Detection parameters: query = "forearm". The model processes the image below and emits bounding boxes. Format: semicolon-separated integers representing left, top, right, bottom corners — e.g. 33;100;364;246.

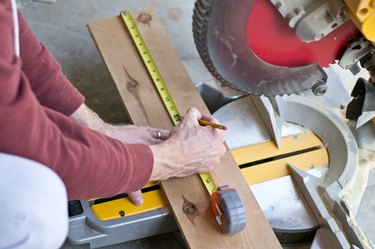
70;103;107;132
0;91;153;199
71;103;170;145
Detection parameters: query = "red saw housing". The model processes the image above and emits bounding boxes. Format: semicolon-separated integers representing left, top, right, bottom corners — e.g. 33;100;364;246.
247;0;360;67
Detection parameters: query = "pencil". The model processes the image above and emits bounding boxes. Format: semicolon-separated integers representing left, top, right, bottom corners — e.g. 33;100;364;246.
198;119;228;130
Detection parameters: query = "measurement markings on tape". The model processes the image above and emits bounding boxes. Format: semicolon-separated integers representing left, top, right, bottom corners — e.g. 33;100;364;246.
121;11;216;194
120;11;246;234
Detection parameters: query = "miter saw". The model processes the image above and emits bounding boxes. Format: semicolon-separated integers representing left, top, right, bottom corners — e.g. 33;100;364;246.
193;0;375;248
67;0;375;248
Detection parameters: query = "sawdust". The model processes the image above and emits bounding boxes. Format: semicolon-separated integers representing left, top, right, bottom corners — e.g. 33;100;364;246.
333;106;375;210
319;106;375;247
342;149;375;207
316;187;371;248
348;215;372;249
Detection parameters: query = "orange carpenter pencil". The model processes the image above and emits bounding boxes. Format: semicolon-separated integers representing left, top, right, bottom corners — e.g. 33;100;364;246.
198;119;228;130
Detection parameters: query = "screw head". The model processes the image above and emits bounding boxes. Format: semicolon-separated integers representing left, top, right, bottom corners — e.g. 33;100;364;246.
312;83;327;96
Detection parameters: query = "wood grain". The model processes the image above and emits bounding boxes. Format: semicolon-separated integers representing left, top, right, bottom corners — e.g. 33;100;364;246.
88;10;281;249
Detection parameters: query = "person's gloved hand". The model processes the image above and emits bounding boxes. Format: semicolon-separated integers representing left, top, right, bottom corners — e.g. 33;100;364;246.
149;107;226;181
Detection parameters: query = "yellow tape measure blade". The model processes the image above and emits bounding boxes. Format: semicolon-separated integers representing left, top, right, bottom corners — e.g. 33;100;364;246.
199;173;217;195
120;11;182;126
121;11;217;195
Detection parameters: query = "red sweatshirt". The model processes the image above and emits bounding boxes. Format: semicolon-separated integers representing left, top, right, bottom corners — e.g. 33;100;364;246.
0;0;153;200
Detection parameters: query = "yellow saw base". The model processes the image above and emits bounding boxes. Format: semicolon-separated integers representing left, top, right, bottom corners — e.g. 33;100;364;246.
91;132;328;221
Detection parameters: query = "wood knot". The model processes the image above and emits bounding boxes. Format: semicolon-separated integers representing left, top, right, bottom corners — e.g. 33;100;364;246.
182;195;198;225
137;13;152;25
127;79;139;92
183;199;197;215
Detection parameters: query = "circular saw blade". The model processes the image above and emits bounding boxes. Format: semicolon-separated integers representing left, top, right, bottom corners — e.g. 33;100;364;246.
192;0;356;96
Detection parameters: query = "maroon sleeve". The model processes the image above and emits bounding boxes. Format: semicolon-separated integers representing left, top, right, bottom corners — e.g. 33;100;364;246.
18;12;84;116
0;1;153;199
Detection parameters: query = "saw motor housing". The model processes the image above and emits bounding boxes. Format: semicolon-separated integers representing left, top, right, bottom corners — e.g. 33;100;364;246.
270;0;375;43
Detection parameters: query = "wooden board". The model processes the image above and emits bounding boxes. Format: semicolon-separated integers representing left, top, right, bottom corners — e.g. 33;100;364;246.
88;10;281;249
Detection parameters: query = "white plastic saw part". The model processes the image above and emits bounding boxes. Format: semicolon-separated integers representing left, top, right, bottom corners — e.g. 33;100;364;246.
270;0;349;42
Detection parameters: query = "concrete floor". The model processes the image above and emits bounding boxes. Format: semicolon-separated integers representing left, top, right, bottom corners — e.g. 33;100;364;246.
18;0;210;248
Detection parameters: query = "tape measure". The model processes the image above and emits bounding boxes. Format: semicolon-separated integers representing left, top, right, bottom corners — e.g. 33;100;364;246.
120;11;216;194
120;11;246;234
